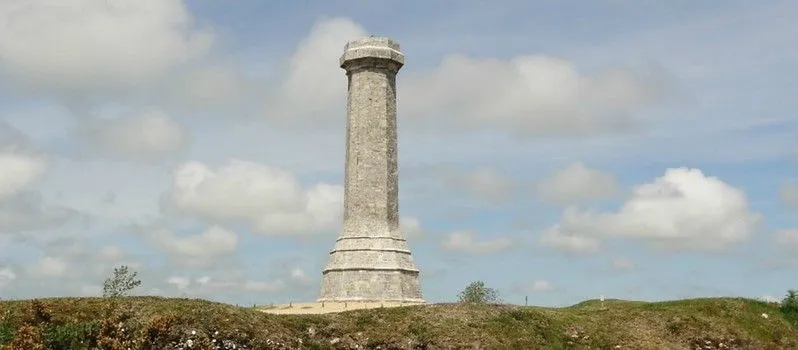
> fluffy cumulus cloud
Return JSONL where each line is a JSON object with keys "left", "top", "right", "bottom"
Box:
{"left": 263, "top": 16, "right": 668, "bottom": 138}
{"left": 0, "top": 125, "right": 76, "bottom": 233}
{"left": 164, "top": 265, "right": 314, "bottom": 296}
{"left": 85, "top": 109, "right": 189, "bottom": 160}
{"left": 542, "top": 168, "right": 761, "bottom": 253}
{"left": 401, "top": 55, "right": 670, "bottom": 136}
{"left": 0, "top": 266, "right": 16, "bottom": 288}
{"left": 168, "top": 274, "right": 286, "bottom": 295}
{"left": 0, "top": 193, "right": 76, "bottom": 234}
{"left": 441, "top": 230, "right": 513, "bottom": 254}
{"left": 536, "top": 162, "right": 619, "bottom": 205}
{"left": 27, "top": 256, "right": 71, "bottom": 279}
{"left": 540, "top": 227, "right": 602, "bottom": 254}
{"left": 0, "top": 0, "right": 213, "bottom": 94}
{"left": 781, "top": 183, "right": 798, "bottom": 208}
{"left": 165, "top": 160, "right": 343, "bottom": 236}
{"left": 775, "top": 229, "right": 798, "bottom": 253}
{"left": 146, "top": 225, "right": 238, "bottom": 267}
{"left": 265, "top": 17, "right": 366, "bottom": 124}
{"left": 0, "top": 150, "right": 47, "bottom": 199}
{"left": 15, "top": 237, "right": 136, "bottom": 289}
{"left": 400, "top": 216, "right": 425, "bottom": 238}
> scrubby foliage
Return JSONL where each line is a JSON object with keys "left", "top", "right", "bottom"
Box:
{"left": 0, "top": 296, "right": 795, "bottom": 349}
{"left": 458, "top": 280, "right": 501, "bottom": 304}
{"left": 781, "top": 289, "right": 798, "bottom": 324}
{"left": 102, "top": 265, "right": 141, "bottom": 298}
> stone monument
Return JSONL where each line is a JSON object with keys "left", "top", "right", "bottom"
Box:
{"left": 318, "top": 37, "right": 424, "bottom": 303}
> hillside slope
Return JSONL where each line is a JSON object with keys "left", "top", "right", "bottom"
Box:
{"left": 0, "top": 296, "right": 795, "bottom": 349}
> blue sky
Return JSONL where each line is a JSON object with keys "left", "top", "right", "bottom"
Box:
{"left": 0, "top": 0, "right": 796, "bottom": 307}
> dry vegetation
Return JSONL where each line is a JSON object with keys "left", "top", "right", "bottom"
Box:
{"left": 0, "top": 296, "right": 796, "bottom": 349}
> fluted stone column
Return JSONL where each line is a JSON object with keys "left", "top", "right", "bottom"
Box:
{"left": 318, "top": 37, "right": 424, "bottom": 303}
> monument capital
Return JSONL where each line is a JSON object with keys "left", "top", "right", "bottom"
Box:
{"left": 339, "top": 37, "right": 404, "bottom": 72}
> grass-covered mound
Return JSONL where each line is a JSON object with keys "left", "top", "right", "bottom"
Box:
{"left": 0, "top": 296, "right": 796, "bottom": 349}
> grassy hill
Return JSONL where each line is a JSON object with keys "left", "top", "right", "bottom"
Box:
{"left": 0, "top": 296, "right": 796, "bottom": 349}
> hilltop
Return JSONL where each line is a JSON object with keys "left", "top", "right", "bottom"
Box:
{"left": 0, "top": 296, "right": 796, "bottom": 349}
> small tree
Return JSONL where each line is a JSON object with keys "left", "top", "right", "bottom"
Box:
{"left": 781, "top": 289, "right": 798, "bottom": 315}
{"left": 458, "top": 281, "right": 500, "bottom": 304}
{"left": 103, "top": 265, "right": 141, "bottom": 297}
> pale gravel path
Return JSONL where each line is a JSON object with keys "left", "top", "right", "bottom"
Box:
{"left": 258, "top": 301, "right": 425, "bottom": 315}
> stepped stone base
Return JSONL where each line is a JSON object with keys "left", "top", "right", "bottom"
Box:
{"left": 319, "top": 235, "right": 423, "bottom": 302}
{"left": 318, "top": 268, "right": 424, "bottom": 303}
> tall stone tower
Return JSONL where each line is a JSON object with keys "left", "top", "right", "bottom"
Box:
{"left": 318, "top": 37, "right": 424, "bottom": 303}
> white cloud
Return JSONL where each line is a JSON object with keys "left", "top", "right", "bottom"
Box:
{"left": 0, "top": 151, "right": 48, "bottom": 199}
{"left": 0, "top": 192, "right": 76, "bottom": 234}
{"left": 265, "top": 18, "right": 666, "bottom": 136}
{"left": 536, "top": 162, "right": 618, "bottom": 204}
{"left": 0, "top": 131, "right": 75, "bottom": 234}
{"left": 775, "top": 229, "right": 798, "bottom": 253}
{"left": 402, "top": 54, "right": 669, "bottom": 136}
{"left": 27, "top": 256, "right": 70, "bottom": 279}
{"left": 529, "top": 280, "right": 554, "bottom": 292}
{"left": 289, "top": 267, "right": 313, "bottom": 285}
{"left": 400, "top": 216, "right": 425, "bottom": 238}
{"left": 167, "top": 276, "right": 190, "bottom": 291}
{"left": 0, "top": 266, "right": 16, "bottom": 288}
{"left": 147, "top": 225, "right": 238, "bottom": 266}
{"left": 86, "top": 109, "right": 189, "bottom": 160}
{"left": 542, "top": 168, "right": 761, "bottom": 252}
{"left": 165, "top": 159, "right": 343, "bottom": 236}
{"left": 781, "top": 183, "right": 798, "bottom": 208}
{"left": 262, "top": 17, "right": 668, "bottom": 137}
{"left": 0, "top": 0, "right": 213, "bottom": 94}
{"left": 441, "top": 230, "right": 513, "bottom": 254}
{"left": 611, "top": 257, "right": 635, "bottom": 271}
{"left": 540, "top": 226, "right": 601, "bottom": 254}
{"left": 168, "top": 274, "right": 287, "bottom": 295}
{"left": 265, "top": 17, "right": 366, "bottom": 124}
{"left": 759, "top": 295, "right": 781, "bottom": 303}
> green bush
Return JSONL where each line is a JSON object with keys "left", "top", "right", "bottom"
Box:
{"left": 43, "top": 322, "right": 99, "bottom": 350}
{"left": 458, "top": 281, "right": 501, "bottom": 304}
{"left": 103, "top": 265, "right": 142, "bottom": 298}
{"left": 0, "top": 322, "right": 14, "bottom": 345}
{"left": 780, "top": 289, "right": 798, "bottom": 325}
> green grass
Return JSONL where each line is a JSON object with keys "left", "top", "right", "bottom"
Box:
{"left": 0, "top": 296, "right": 795, "bottom": 349}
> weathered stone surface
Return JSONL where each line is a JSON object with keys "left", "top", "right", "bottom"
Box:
{"left": 318, "top": 37, "right": 423, "bottom": 303}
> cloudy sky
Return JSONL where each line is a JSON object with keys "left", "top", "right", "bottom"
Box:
{"left": 0, "top": 0, "right": 796, "bottom": 306}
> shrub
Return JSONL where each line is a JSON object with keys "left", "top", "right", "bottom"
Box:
{"left": 458, "top": 281, "right": 501, "bottom": 304}
{"left": 0, "top": 322, "right": 14, "bottom": 344}
{"left": 43, "top": 322, "right": 99, "bottom": 350}
{"left": 21, "top": 300, "right": 52, "bottom": 327}
{"left": 103, "top": 265, "right": 142, "bottom": 298}
{"left": 780, "top": 289, "right": 798, "bottom": 324}
{"left": 2, "top": 325, "right": 45, "bottom": 350}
